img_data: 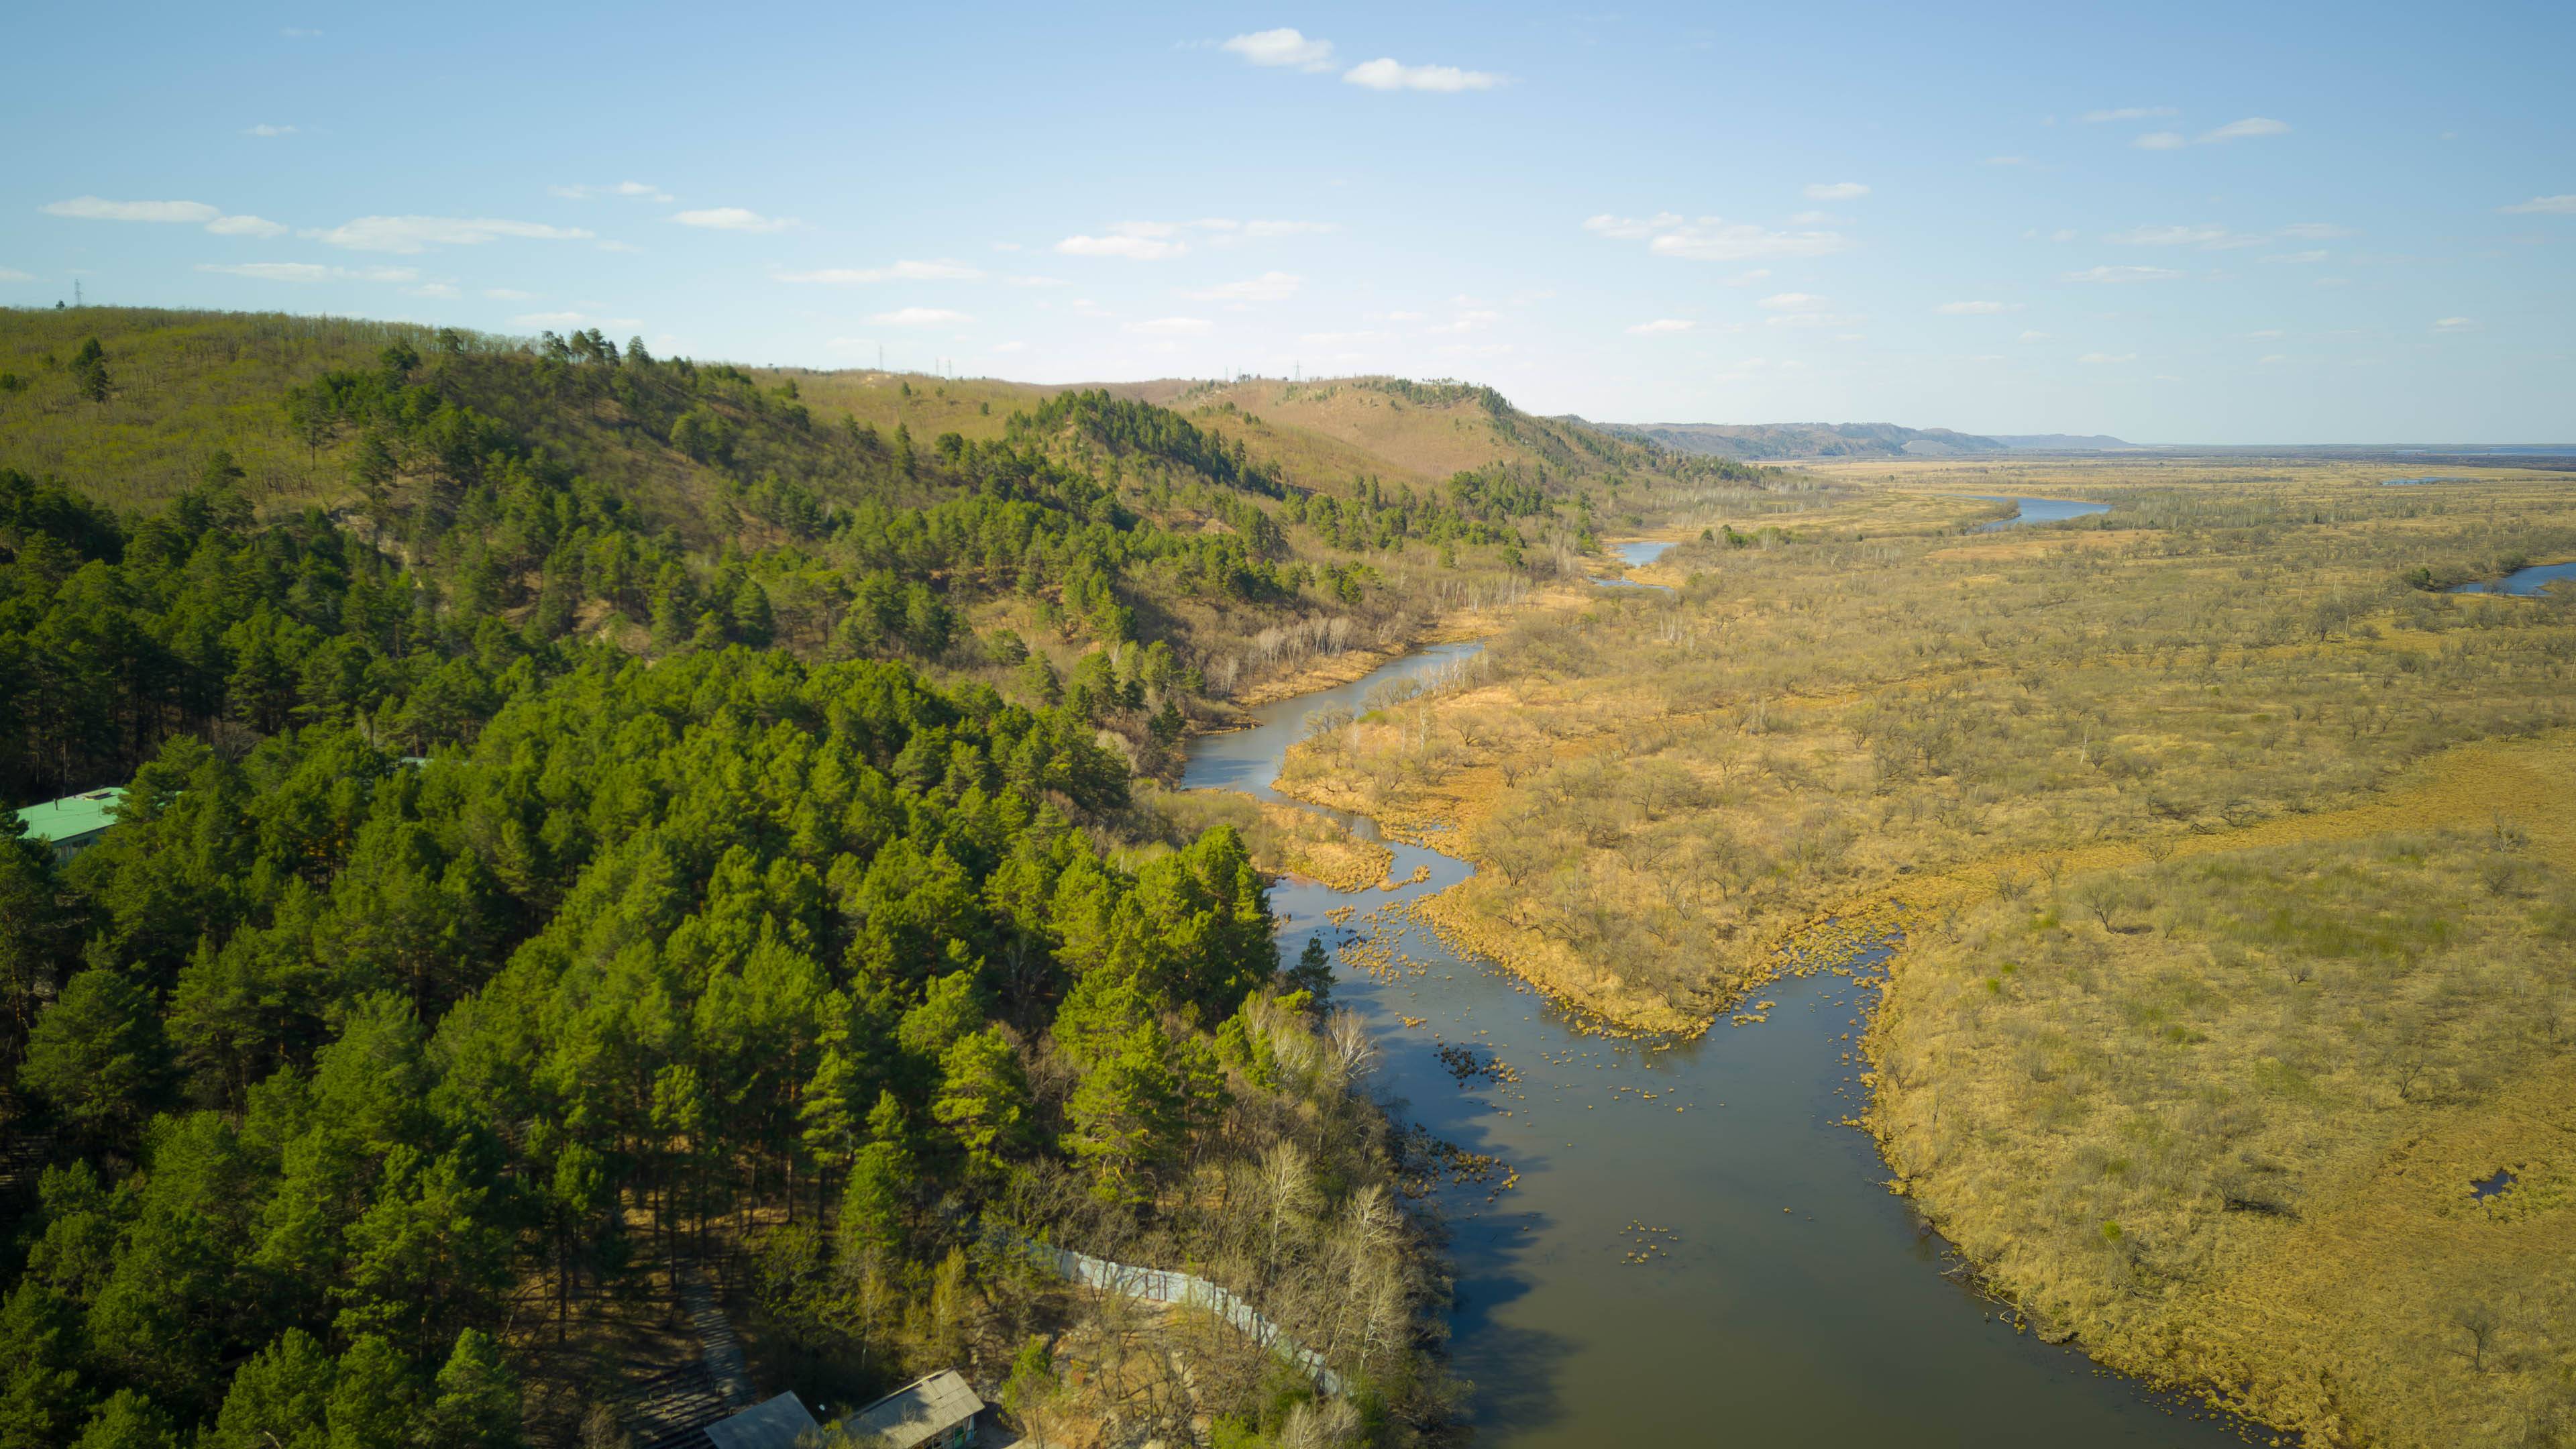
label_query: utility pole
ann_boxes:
[74,279,83,307]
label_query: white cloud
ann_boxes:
[2082,106,2177,123]
[1185,271,1301,303]
[205,214,288,237]
[1758,291,1823,309]
[281,27,321,38]
[1803,181,1868,201]
[305,215,594,252]
[196,262,419,282]
[485,288,533,300]
[1430,309,1501,333]
[2243,329,2284,339]
[1935,300,2017,315]
[1190,217,1339,240]
[1788,210,1835,225]
[2049,228,2078,242]
[2278,222,2354,239]
[2500,195,2576,215]
[553,181,676,203]
[1058,223,1191,259]
[1222,28,1334,71]
[405,282,460,299]
[2106,223,2239,247]
[869,307,971,325]
[672,207,793,233]
[776,259,984,284]
[2018,329,2051,342]
[44,197,220,223]
[1002,274,1065,287]
[2432,316,2475,331]
[2133,131,2187,151]
[2078,352,2137,363]
[2257,250,2329,264]
[1128,316,1213,335]
[2200,117,2289,142]
[246,123,297,138]
[991,340,1028,354]
[1383,310,1426,322]
[1585,212,1851,262]
[1767,311,1863,328]
[2065,265,2184,282]
[1625,318,1694,334]
[0,268,35,282]
[1342,58,1503,92]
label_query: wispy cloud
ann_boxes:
[775,259,984,284]
[2018,329,2051,342]
[2106,223,2232,246]
[195,262,419,282]
[2200,117,2289,142]
[0,268,37,282]
[1758,292,1823,309]
[1344,57,1503,92]
[1584,212,1851,262]
[2133,132,2188,150]
[1058,231,1184,260]
[1190,218,1339,241]
[2065,264,2184,282]
[2257,250,2329,264]
[1221,27,1334,70]
[553,181,676,203]
[869,307,971,326]
[2078,352,2138,363]
[1128,316,1213,335]
[245,123,297,137]
[1767,311,1863,328]
[1625,318,1694,334]
[2431,316,2475,332]
[1184,271,1301,303]
[1803,181,1868,201]
[2081,106,2177,123]
[2500,194,2576,215]
[1935,300,2019,315]
[485,288,533,301]
[305,215,594,252]
[672,207,794,233]
[2278,222,2354,239]
[42,196,282,240]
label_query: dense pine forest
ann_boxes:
[0,309,1763,1448]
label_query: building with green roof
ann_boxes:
[10,787,125,861]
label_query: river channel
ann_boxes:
[1179,535,2251,1446]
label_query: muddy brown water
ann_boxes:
[1182,539,2252,1446]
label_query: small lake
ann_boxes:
[2453,560,2576,596]
[1972,496,2111,531]
[1585,538,1679,592]
[1181,571,2253,1446]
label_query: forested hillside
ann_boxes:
[0,308,1766,810]
[0,308,1812,1446]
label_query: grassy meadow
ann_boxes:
[1268,455,2576,1441]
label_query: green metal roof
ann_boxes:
[11,787,125,845]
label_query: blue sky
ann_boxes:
[5,1,2570,442]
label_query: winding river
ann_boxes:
[1182,533,2251,1446]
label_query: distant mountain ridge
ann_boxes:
[1573,419,2135,460]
